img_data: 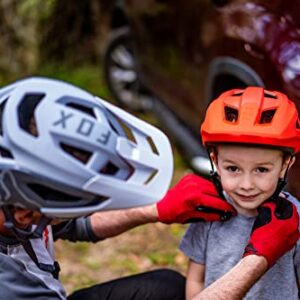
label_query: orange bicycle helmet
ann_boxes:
[201,87,300,154]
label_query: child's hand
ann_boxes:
[243,197,300,268]
[156,174,237,224]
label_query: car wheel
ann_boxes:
[103,27,153,111]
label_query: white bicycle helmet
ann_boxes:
[0,77,174,218]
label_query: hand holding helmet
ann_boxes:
[243,197,300,267]
[157,174,237,224]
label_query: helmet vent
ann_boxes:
[107,114,137,144]
[232,92,243,97]
[28,183,82,202]
[0,98,8,136]
[66,102,96,118]
[144,169,158,184]
[224,106,238,122]
[147,136,159,155]
[60,143,92,164]
[115,117,137,144]
[0,146,13,158]
[18,93,44,137]
[296,120,300,129]
[28,183,108,207]
[260,109,276,124]
[264,92,277,99]
[99,161,119,175]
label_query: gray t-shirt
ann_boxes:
[0,216,99,300]
[179,193,300,299]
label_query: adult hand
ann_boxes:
[157,174,236,224]
[244,197,300,267]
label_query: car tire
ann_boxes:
[103,27,153,112]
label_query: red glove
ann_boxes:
[243,197,300,268]
[156,174,236,224]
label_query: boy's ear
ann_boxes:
[209,151,220,174]
[280,155,296,178]
[289,156,296,168]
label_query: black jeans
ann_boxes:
[67,269,185,300]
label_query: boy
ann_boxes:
[179,87,300,299]
[0,76,236,300]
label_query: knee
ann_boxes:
[148,268,186,289]
[153,268,185,282]
[145,269,186,300]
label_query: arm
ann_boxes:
[194,197,299,299]
[91,174,236,239]
[192,255,267,300]
[90,204,157,239]
[51,206,156,242]
[186,260,205,300]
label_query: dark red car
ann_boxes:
[103,0,300,198]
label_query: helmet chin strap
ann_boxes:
[269,155,295,219]
[270,178,287,201]
[2,206,60,279]
[207,149,225,200]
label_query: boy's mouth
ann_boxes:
[235,193,259,201]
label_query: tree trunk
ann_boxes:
[39,0,114,65]
[0,0,38,74]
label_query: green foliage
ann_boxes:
[169,224,187,238]
[147,251,176,265]
[111,257,140,273]
[68,242,90,255]
[81,257,102,270]
[0,63,113,104]
[37,64,112,100]
[18,0,56,21]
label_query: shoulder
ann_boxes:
[181,222,212,243]
[283,192,300,207]
[186,221,212,233]
[283,192,300,219]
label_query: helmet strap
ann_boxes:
[2,206,60,279]
[270,154,294,201]
[207,148,225,200]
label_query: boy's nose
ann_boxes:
[239,174,255,190]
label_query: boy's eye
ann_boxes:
[226,166,239,172]
[256,167,269,173]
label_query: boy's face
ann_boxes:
[211,145,294,216]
